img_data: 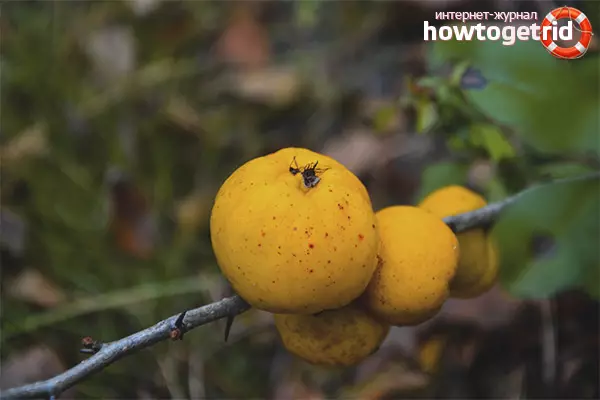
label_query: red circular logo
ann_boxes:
[540,6,593,59]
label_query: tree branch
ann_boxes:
[1,296,251,400]
[3,173,598,400]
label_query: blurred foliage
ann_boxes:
[431,39,599,157]
[404,34,599,300]
[493,176,599,298]
[1,0,599,398]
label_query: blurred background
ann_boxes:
[1,0,598,398]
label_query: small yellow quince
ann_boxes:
[274,303,390,366]
[418,185,498,298]
[363,206,460,326]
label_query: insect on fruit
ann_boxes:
[289,157,330,188]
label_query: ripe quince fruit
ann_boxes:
[274,303,390,366]
[363,206,459,325]
[210,147,379,314]
[418,185,498,298]
[452,236,499,298]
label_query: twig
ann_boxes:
[442,171,600,232]
[1,296,250,400]
[2,172,598,400]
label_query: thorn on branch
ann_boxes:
[224,314,235,342]
[169,310,188,341]
[80,336,103,354]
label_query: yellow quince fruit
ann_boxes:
[210,147,379,314]
[363,206,460,325]
[274,302,390,366]
[418,185,498,298]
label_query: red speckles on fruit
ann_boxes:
[358,234,364,241]
[309,243,315,249]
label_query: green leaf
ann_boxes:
[468,123,516,162]
[485,177,509,203]
[373,104,397,133]
[416,98,438,133]
[415,76,445,90]
[429,39,600,157]
[449,61,471,86]
[492,174,600,298]
[447,134,467,152]
[415,161,469,203]
[295,0,320,28]
[537,162,598,179]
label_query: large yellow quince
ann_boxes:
[418,185,498,298]
[274,303,390,366]
[363,206,459,325]
[210,147,379,314]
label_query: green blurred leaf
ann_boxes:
[447,134,467,152]
[416,98,438,133]
[468,123,515,162]
[415,76,445,90]
[537,161,598,179]
[295,0,320,28]
[485,177,509,203]
[492,174,600,298]
[415,161,469,202]
[449,61,470,86]
[429,39,599,156]
[373,104,398,133]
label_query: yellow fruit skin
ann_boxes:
[363,206,459,326]
[447,229,490,295]
[452,238,499,298]
[274,303,390,367]
[210,147,379,314]
[418,185,496,298]
[418,185,487,217]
